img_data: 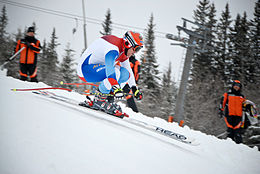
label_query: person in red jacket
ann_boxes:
[77,31,143,116]
[219,80,246,143]
[15,27,41,82]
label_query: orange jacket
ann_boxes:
[129,57,140,83]
[15,36,41,64]
[220,92,245,117]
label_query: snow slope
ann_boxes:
[1,70,260,174]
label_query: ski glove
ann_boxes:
[112,85,124,99]
[131,86,143,100]
[25,41,34,50]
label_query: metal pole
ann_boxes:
[1,47,25,70]
[175,36,196,122]
[82,0,87,49]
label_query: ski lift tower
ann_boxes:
[166,18,209,123]
[82,0,88,49]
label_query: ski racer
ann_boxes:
[219,80,246,143]
[77,31,143,116]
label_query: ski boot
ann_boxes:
[99,95,125,117]
[79,92,109,110]
[79,93,127,118]
[95,94,129,118]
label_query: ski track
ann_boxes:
[31,92,199,155]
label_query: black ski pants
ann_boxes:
[19,63,38,82]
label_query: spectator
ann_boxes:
[122,55,141,112]
[219,80,246,143]
[15,26,41,82]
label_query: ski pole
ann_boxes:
[1,47,25,70]
[82,92,114,96]
[11,87,72,92]
[82,92,134,97]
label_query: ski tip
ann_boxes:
[123,113,129,117]
[60,81,64,85]
[11,89,16,91]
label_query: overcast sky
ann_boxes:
[1,0,256,83]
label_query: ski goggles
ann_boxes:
[133,45,143,53]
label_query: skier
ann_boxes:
[15,26,41,82]
[77,31,143,116]
[219,80,246,143]
[122,55,141,112]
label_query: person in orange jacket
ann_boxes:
[122,55,141,112]
[129,55,141,84]
[219,80,246,143]
[15,26,41,82]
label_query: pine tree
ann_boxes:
[0,5,9,65]
[42,28,60,86]
[6,28,23,78]
[139,14,160,117]
[185,0,224,135]
[193,0,210,25]
[203,3,225,134]
[0,6,18,78]
[186,0,212,128]
[245,0,260,106]
[215,3,233,88]
[242,0,260,149]
[38,39,48,81]
[59,43,77,87]
[140,14,160,91]
[229,13,249,81]
[190,0,212,90]
[100,8,112,36]
[160,62,178,120]
[192,0,211,83]
[0,5,7,42]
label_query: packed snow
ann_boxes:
[1,70,260,174]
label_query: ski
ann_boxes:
[125,118,198,145]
